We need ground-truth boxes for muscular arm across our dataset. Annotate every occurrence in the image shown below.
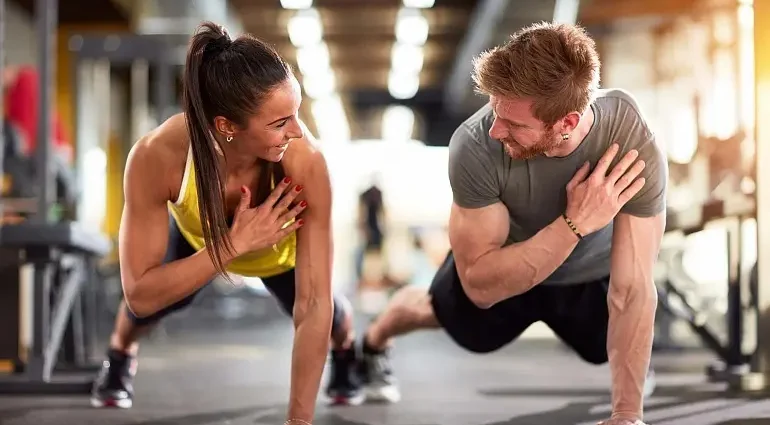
[284,139,334,422]
[607,212,663,421]
[450,202,580,308]
[119,138,234,317]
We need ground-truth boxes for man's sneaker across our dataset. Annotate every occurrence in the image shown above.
[359,338,401,403]
[325,347,365,406]
[643,368,657,399]
[90,349,136,408]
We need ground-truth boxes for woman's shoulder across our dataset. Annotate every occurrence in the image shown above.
[281,123,327,178]
[125,113,190,202]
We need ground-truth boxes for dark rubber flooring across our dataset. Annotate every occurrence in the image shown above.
[0,313,769,425]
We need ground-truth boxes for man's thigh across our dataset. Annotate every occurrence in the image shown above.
[428,251,541,353]
[540,278,611,364]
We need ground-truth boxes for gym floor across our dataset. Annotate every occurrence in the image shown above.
[0,309,768,425]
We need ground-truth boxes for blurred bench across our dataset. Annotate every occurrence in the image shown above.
[0,221,111,394]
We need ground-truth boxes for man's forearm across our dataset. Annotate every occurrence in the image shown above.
[607,279,657,420]
[287,301,333,422]
[464,216,580,307]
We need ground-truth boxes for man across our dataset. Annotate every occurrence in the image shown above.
[356,22,667,425]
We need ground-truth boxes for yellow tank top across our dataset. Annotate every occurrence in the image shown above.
[167,148,296,278]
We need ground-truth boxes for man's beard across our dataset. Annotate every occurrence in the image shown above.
[502,128,560,160]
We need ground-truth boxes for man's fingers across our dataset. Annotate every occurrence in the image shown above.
[613,160,645,193]
[590,143,620,180]
[606,149,640,184]
[567,161,591,190]
[617,177,646,204]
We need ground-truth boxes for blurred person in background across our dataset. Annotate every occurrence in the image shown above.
[90,22,364,423]
[3,65,72,163]
[355,174,390,314]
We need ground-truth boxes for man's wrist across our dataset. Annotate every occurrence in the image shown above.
[284,419,312,425]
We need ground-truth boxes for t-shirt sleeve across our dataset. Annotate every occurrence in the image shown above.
[447,125,500,209]
[618,114,668,218]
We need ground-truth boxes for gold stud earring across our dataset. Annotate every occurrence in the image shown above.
[561,133,570,141]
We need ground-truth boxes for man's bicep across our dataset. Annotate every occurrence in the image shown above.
[447,126,499,209]
[449,202,509,280]
[620,135,668,217]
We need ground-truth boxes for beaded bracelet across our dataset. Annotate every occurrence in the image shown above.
[562,214,583,240]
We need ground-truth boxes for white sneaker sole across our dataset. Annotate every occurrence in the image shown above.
[326,392,366,406]
[364,384,401,403]
[90,396,133,409]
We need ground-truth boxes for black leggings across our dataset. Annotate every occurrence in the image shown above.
[125,215,349,334]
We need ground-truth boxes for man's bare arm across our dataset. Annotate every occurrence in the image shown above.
[449,202,580,308]
[607,212,663,422]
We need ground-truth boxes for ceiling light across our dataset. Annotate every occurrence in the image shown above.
[281,0,313,9]
[382,105,415,141]
[303,71,336,99]
[395,9,429,45]
[287,9,323,47]
[388,71,420,100]
[296,42,331,75]
[312,95,351,143]
[403,0,435,7]
[391,43,424,74]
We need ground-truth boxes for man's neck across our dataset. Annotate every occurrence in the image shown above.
[544,105,596,158]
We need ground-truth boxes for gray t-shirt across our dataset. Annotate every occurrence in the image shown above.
[447,88,668,285]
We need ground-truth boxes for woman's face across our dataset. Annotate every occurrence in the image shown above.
[216,76,304,163]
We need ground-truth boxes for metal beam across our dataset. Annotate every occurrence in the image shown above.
[745,0,770,391]
[0,0,6,226]
[35,0,57,223]
[69,34,177,64]
[443,0,510,117]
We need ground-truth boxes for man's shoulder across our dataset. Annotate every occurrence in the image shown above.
[449,104,497,156]
[595,88,647,120]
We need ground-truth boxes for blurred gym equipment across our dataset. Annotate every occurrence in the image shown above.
[0,0,111,395]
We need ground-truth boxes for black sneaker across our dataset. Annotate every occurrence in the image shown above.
[90,349,136,408]
[325,347,365,406]
[359,338,401,403]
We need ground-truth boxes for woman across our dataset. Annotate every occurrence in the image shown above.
[90,22,364,421]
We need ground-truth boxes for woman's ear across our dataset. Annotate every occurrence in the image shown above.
[213,116,237,138]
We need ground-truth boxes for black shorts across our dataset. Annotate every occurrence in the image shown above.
[126,215,348,330]
[429,251,610,364]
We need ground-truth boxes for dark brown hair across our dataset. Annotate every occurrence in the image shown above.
[472,22,600,125]
[182,21,292,275]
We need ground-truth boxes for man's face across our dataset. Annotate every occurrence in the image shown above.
[487,96,562,160]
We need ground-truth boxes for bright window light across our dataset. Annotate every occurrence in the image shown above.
[288,8,323,47]
[395,9,429,45]
[296,42,331,75]
[391,43,424,74]
[303,71,336,99]
[382,105,415,141]
[281,0,313,9]
[388,71,420,99]
[403,0,435,7]
[312,95,351,143]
